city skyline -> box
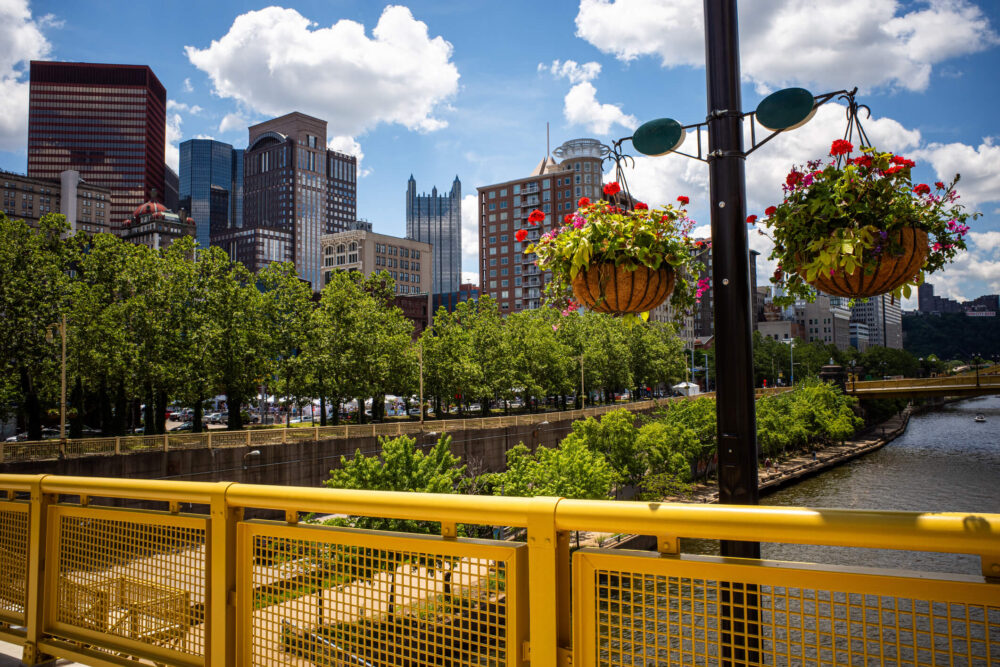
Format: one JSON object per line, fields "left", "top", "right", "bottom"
{"left": 1, "top": 1, "right": 999, "bottom": 303}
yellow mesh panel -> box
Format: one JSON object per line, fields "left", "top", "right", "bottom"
{"left": 50, "top": 507, "right": 207, "bottom": 660}
{"left": 241, "top": 521, "right": 524, "bottom": 667}
{"left": 0, "top": 502, "right": 29, "bottom": 623}
{"left": 575, "top": 550, "right": 999, "bottom": 667}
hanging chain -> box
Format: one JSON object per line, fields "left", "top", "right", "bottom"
{"left": 601, "top": 138, "right": 637, "bottom": 210}
{"left": 836, "top": 87, "right": 872, "bottom": 167}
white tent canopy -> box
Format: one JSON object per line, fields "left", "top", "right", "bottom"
{"left": 672, "top": 381, "right": 701, "bottom": 397}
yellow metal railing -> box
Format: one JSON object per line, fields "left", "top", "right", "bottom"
{"left": 0, "top": 390, "right": 789, "bottom": 465}
{"left": 1, "top": 473, "right": 995, "bottom": 666}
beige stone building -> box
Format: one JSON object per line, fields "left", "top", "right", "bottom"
{"left": 2, "top": 169, "right": 111, "bottom": 234}
{"left": 320, "top": 229, "right": 432, "bottom": 317}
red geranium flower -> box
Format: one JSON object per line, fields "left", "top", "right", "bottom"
{"left": 603, "top": 182, "right": 621, "bottom": 196}
{"left": 852, "top": 154, "right": 872, "bottom": 168}
{"left": 829, "top": 139, "right": 853, "bottom": 156}
{"left": 935, "top": 181, "right": 945, "bottom": 189}
{"left": 635, "top": 202, "right": 648, "bottom": 210}
{"left": 913, "top": 183, "right": 931, "bottom": 196}
{"left": 765, "top": 205, "right": 777, "bottom": 216}
{"left": 786, "top": 170, "right": 804, "bottom": 186}
{"left": 890, "top": 155, "right": 915, "bottom": 168}
{"left": 885, "top": 165, "right": 905, "bottom": 175}
{"left": 564, "top": 213, "right": 574, "bottom": 223}
{"left": 746, "top": 215, "right": 757, "bottom": 224}
{"left": 577, "top": 197, "right": 590, "bottom": 207}
{"left": 527, "top": 209, "right": 545, "bottom": 224}
{"left": 515, "top": 229, "right": 528, "bottom": 242}
{"left": 677, "top": 195, "right": 689, "bottom": 206}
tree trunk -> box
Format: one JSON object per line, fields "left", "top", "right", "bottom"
{"left": 69, "top": 376, "right": 84, "bottom": 439}
{"left": 98, "top": 376, "right": 113, "bottom": 436}
{"left": 114, "top": 380, "right": 127, "bottom": 435}
{"left": 319, "top": 391, "right": 327, "bottom": 427}
{"left": 20, "top": 367, "right": 42, "bottom": 441}
{"left": 155, "top": 388, "right": 168, "bottom": 435}
{"left": 142, "top": 382, "right": 156, "bottom": 435}
{"left": 226, "top": 389, "right": 243, "bottom": 430}
{"left": 193, "top": 400, "right": 204, "bottom": 433}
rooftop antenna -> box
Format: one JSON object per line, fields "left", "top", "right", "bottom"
{"left": 546, "top": 122, "right": 550, "bottom": 156}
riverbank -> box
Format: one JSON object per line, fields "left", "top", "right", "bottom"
{"left": 671, "top": 407, "right": 912, "bottom": 504}
{"left": 574, "top": 407, "right": 913, "bottom": 550}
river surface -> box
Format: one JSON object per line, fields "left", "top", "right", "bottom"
{"left": 682, "top": 395, "right": 1000, "bottom": 575}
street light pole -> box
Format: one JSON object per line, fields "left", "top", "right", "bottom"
{"left": 47, "top": 314, "right": 68, "bottom": 441}
{"left": 580, "top": 354, "right": 585, "bottom": 408}
{"left": 418, "top": 340, "right": 424, "bottom": 425}
{"left": 704, "top": 0, "right": 759, "bottom": 553}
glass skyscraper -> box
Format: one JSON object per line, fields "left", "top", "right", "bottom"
{"left": 178, "top": 139, "right": 244, "bottom": 248}
{"left": 406, "top": 175, "right": 461, "bottom": 295}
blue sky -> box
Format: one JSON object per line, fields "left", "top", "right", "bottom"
{"left": 2, "top": 0, "right": 1000, "bottom": 306}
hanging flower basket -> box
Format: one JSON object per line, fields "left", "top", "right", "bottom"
{"left": 571, "top": 262, "right": 676, "bottom": 313}
{"left": 801, "top": 227, "right": 927, "bottom": 299}
{"left": 521, "top": 184, "right": 708, "bottom": 319}
{"left": 757, "top": 140, "right": 977, "bottom": 306}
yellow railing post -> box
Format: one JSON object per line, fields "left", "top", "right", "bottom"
{"left": 163, "top": 433, "right": 169, "bottom": 452}
{"left": 526, "top": 496, "right": 569, "bottom": 666}
{"left": 21, "top": 475, "right": 51, "bottom": 665}
{"left": 207, "top": 482, "right": 239, "bottom": 666}
{"left": 314, "top": 426, "right": 319, "bottom": 440}
{"left": 114, "top": 436, "right": 121, "bottom": 455}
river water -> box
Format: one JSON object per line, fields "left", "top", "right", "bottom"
{"left": 684, "top": 395, "right": 1000, "bottom": 575}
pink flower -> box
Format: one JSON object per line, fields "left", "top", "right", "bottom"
{"left": 572, "top": 215, "right": 586, "bottom": 229}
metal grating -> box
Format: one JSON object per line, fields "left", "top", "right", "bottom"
{"left": 240, "top": 520, "right": 525, "bottom": 666}
{"left": 0, "top": 502, "right": 29, "bottom": 623}
{"left": 575, "top": 550, "right": 1000, "bottom": 667}
{"left": 48, "top": 506, "right": 207, "bottom": 662}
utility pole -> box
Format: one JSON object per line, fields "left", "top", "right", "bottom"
{"left": 418, "top": 341, "right": 424, "bottom": 425}
{"left": 580, "top": 354, "right": 585, "bottom": 408}
{"left": 47, "top": 314, "right": 68, "bottom": 442}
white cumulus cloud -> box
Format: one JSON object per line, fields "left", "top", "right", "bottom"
{"left": 185, "top": 5, "right": 459, "bottom": 142}
{"left": 575, "top": 0, "right": 999, "bottom": 92}
{"left": 182, "top": 77, "right": 193, "bottom": 93}
{"left": 461, "top": 193, "right": 480, "bottom": 279}
{"left": 165, "top": 112, "right": 182, "bottom": 171}
{"left": 914, "top": 138, "right": 1000, "bottom": 207}
{"left": 218, "top": 112, "right": 249, "bottom": 134}
{"left": 0, "top": 0, "right": 53, "bottom": 152}
{"left": 166, "top": 100, "right": 203, "bottom": 115}
{"left": 541, "top": 59, "right": 602, "bottom": 84}
{"left": 563, "top": 81, "right": 638, "bottom": 135}
{"left": 327, "top": 135, "right": 371, "bottom": 177}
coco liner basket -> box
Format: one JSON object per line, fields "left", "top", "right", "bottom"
{"left": 801, "top": 227, "right": 928, "bottom": 299}
{"left": 571, "top": 262, "right": 675, "bottom": 314}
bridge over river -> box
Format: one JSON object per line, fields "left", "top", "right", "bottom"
{"left": 847, "top": 373, "right": 1000, "bottom": 399}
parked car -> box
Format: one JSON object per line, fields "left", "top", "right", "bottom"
{"left": 169, "top": 422, "right": 193, "bottom": 432}
{"left": 205, "top": 412, "right": 222, "bottom": 424}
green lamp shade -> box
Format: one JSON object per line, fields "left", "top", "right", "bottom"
{"left": 632, "top": 118, "right": 685, "bottom": 156}
{"left": 755, "top": 87, "right": 816, "bottom": 131}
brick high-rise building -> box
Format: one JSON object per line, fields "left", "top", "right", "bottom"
{"left": 477, "top": 138, "right": 607, "bottom": 313}
{"left": 406, "top": 175, "right": 461, "bottom": 295}
{"left": 27, "top": 61, "right": 166, "bottom": 231}
{"left": 239, "top": 112, "right": 356, "bottom": 289}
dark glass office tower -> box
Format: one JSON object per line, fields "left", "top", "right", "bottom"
{"left": 27, "top": 61, "right": 166, "bottom": 230}
{"left": 406, "top": 175, "right": 461, "bottom": 295}
{"left": 178, "top": 139, "right": 244, "bottom": 248}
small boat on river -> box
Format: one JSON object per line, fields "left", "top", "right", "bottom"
{"left": 974, "top": 413, "right": 986, "bottom": 422}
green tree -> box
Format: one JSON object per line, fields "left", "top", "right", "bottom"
{"left": 325, "top": 434, "right": 464, "bottom": 533}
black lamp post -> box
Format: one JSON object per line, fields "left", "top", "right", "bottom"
{"left": 849, "top": 359, "right": 857, "bottom": 391}
{"left": 973, "top": 353, "right": 981, "bottom": 387}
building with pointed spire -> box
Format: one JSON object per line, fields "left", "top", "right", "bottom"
{"left": 406, "top": 175, "right": 461, "bottom": 295}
